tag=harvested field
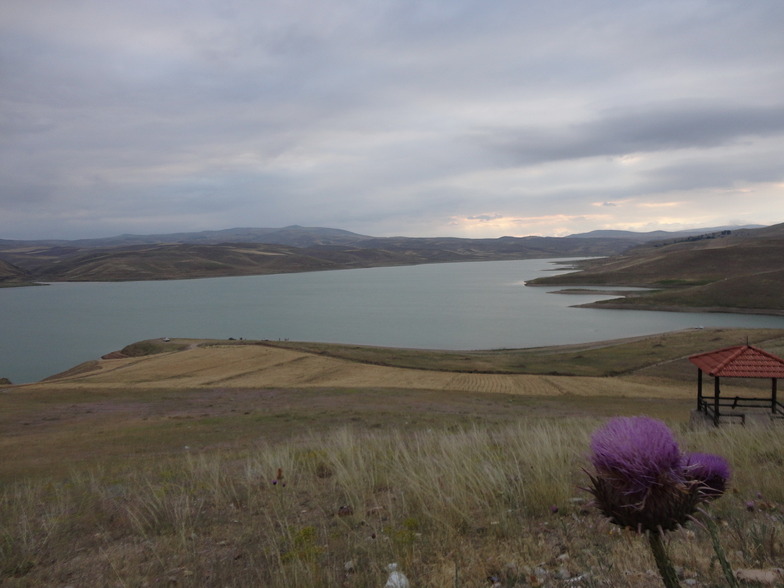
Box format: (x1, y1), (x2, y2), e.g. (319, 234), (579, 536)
(8, 328), (781, 480)
(31, 342), (694, 399)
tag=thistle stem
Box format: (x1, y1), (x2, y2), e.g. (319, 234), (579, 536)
(648, 532), (681, 588)
(700, 512), (739, 588)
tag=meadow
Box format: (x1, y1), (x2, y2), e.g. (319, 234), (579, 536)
(2, 328), (784, 586)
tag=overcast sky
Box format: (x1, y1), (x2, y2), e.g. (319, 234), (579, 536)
(2, 1), (783, 240)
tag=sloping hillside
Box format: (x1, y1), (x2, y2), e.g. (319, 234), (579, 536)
(1, 234), (639, 283)
(528, 223), (784, 313)
(2, 224), (772, 287)
(0, 258), (33, 286)
(566, 225), (762, 241)
(0, 226), (373, 250)
(22, 243), (404, 282)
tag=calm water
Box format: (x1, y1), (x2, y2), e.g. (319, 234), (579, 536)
(3, 258), (784, 384)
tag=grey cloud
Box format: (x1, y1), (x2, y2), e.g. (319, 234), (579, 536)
(639, 150), (784, 194)
(2, 0), (784, 239)
(468, 214), (504, 221)
(480, 103), (784, 166)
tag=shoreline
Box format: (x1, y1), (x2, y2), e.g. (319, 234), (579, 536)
(544, 287), (784, 318)
(575, 300), (784, 317)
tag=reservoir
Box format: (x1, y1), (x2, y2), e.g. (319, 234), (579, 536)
(3, 258), (784, 384)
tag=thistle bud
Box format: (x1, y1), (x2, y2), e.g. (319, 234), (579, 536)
(683, 452), (731, 499)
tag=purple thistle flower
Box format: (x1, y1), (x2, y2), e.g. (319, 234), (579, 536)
(587, 418), (734, 588)
(683, 452), (731, 499)
(587, 417), (702, 533)
(590, 416), (683, 499)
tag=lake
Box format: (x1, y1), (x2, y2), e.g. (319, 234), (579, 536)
(3, 258), (784, 384)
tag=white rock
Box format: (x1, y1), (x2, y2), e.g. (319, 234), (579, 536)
(735, 568), (784, 585)
(385, 563), (410, 588)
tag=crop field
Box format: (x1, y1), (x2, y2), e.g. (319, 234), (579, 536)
(38, 343), (696, 398)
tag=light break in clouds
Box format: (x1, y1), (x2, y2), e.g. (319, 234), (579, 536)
(1, 0), (783, 239)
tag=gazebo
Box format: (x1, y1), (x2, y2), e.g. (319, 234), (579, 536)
(689, 344), (784, 426)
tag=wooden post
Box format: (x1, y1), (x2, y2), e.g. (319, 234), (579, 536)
(773, 378), (778, 414)
(714, 376), (721, 427)
(697, 369), (703, 411)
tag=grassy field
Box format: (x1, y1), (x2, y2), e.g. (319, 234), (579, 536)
(258, 327), (784, 377)
(2, 328), (784, 586)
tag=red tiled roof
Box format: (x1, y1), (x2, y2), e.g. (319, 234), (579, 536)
(689, 345), (784, 378)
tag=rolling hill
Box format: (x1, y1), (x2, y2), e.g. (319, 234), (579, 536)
(0, 258), (34, 286)
(0, 227), (639, 283)
(527, 222), (784, 313)
(565, 224), (763, 241)
(2, 223), (779, 318)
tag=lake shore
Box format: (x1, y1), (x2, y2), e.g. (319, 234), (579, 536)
(575, 299), (784, 317)
(6, 259), (784, 385)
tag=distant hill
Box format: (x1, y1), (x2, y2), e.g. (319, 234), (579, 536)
(0, 226), (373, 250)
(566, 225), (763, 241)
(528, 223), (784, 314)
(25, 242), (475, 282)
(1, 236), (636, 283)
(0, 226), (644, 284)
(0, 223), (771, 289)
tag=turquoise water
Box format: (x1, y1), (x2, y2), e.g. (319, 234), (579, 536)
(2, 258), (784, 383)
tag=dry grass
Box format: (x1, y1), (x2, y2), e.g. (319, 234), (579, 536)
(30, 328), (784, 386)
(0, 382), (693, 481)
(241, 327), (784, 378)
(25, 339), (700, 394)
(3, 328), (784, 586)
(1, 422), (783, 587)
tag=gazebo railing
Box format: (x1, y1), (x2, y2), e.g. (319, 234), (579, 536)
(701, 400), (745, 425)
(699, 395), (784, 425)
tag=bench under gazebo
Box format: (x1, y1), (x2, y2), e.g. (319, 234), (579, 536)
(689, 344), (784, 426)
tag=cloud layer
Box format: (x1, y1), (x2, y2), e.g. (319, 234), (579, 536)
(2, 0), (783, 239)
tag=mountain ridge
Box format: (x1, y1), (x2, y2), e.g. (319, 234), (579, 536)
(0, 225), (645, 285)
(0, 224), (773, 291)
(566, 225), (763, 240)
